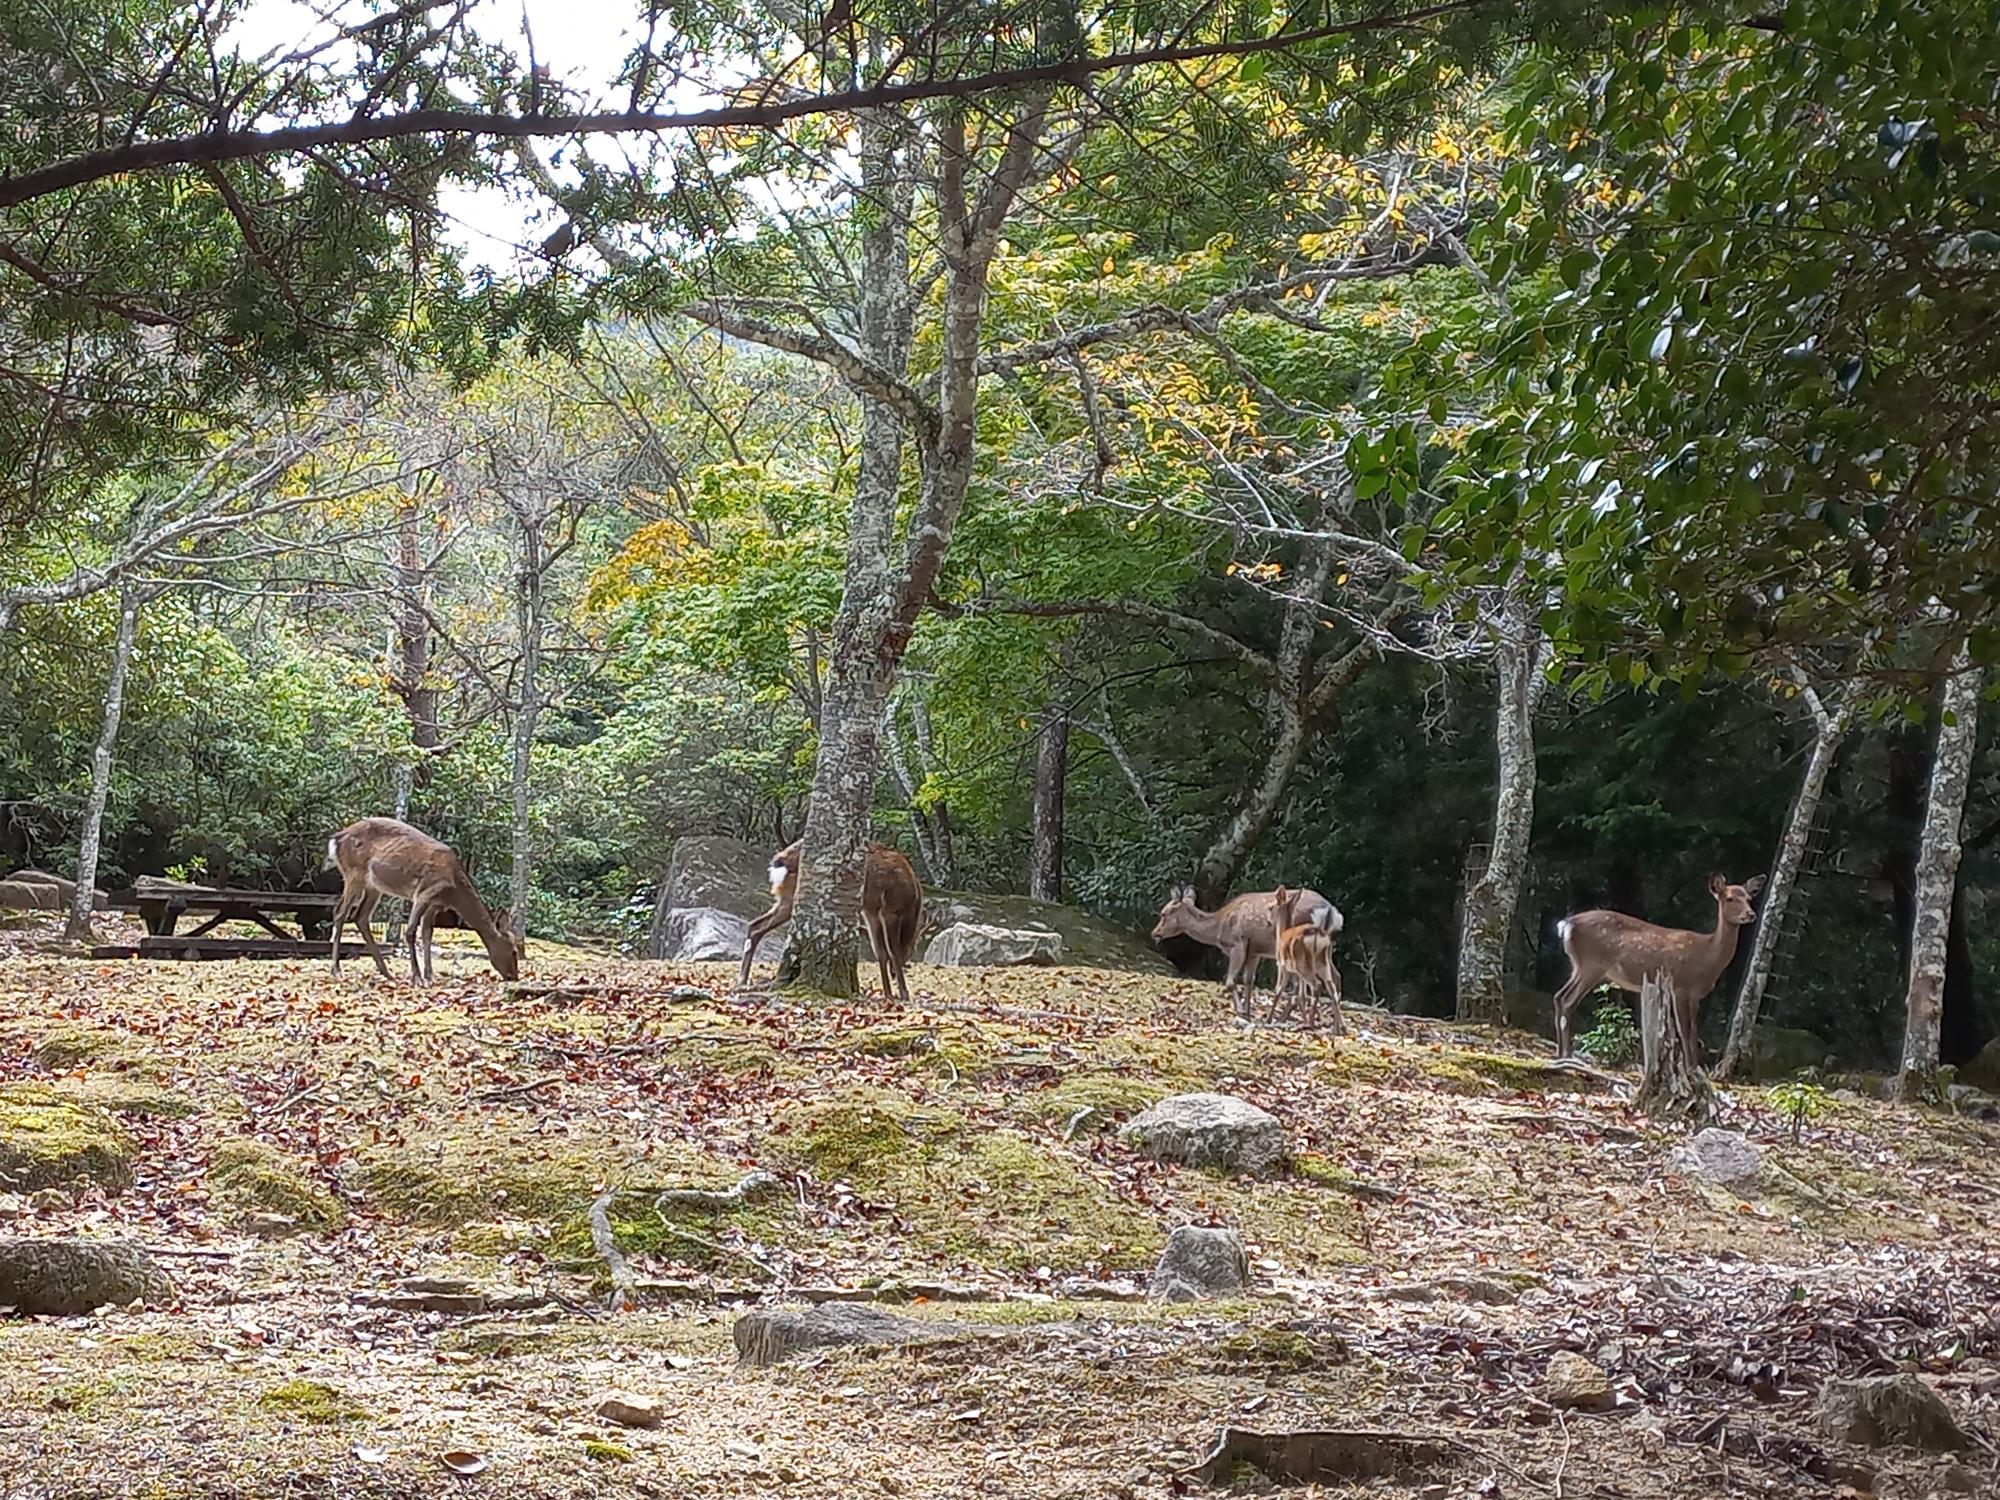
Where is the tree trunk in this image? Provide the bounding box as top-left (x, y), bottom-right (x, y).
top-left (509, 509), bottom-right (543, 938)
top-left (1717, 700), bottom-right (1850, 1079)
top-left (1898, 653), bottom-right (1981, 1101)
top-left (1194, 694), bottom-right (1306, 903)
top-left (1455, 592), bottom-right (1551, 1023)
top-left (396, 496), bottom-right (438, 795)
top-left (1029, 693), bottom-right (1069, 903)
top-left (777, 113), bottom-right (911, 999)
top-left (1638, 972), bottom-right (1713, 1123)
top-left (66, 588), bottom-right (142, 943)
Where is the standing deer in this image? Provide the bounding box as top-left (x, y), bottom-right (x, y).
top-left (737, 840), bottom-right (924, 1004)
top-left (1552, 873), bottom-right (1765, 1061)
top-left (1151, 883), bottom-right (1340, 1019)
top-left (1272, 886), bottom-right (1344, 1033)
top-left (325, 817), bottom-right (520, 983)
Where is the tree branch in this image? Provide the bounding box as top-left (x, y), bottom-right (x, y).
top-left (0, 1), bottom-right (1493, 210)
top-left (682, 300), bottom-right (940, 442)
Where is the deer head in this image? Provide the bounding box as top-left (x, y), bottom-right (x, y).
top-left (489, 910), bottom-right (523, 979)
top-left (1151, 883), bottom-right (1198, 941)
top-left (1707, 873), bottom-right (1766, 927)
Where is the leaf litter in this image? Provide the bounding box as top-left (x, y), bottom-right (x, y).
top-left (0, 938), bottom-right (1994, 1497)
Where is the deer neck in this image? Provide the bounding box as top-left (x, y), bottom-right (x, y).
top-left (1178, 904), bottom-right (1232, 948)
top-left (1698, 902), bottom-right (1743, 986)
top-left (452, 882), bottom-right (512, 963)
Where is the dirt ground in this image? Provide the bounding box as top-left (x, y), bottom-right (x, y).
top-left (0, 933), bottom-right (1996, 1499)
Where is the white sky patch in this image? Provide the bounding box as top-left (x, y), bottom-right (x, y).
top-left (231, 0), bottom-right (655, 269)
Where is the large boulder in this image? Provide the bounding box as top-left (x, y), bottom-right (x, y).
top-left (643, 835), bottom-right (1174, 973)
top-left (0, 1238), bottom-right (175, 1315)
top-left (1123, 1093), bottom-right (1290, 1176)
top-left (1817, 1375), bottom-right (1969, 1452)
top-left (1147, 1225), bottom-right (1248, 1302)
top-left (1670, 1128), bottom-right (1764, 1189)
top-left (1960, 1038), bottom-right (2000, 1094)
top-left (1747, 1025), bottom-right (1832, 1080)
top-left (653, 906), bottom-right (782, 965)
top-left (923, 923), bottom-right (1062, 967)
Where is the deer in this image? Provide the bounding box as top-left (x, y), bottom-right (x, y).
top-left (325, 817), bottom-right (520, 984)
top-left (737, 839), bottom-right (924, 1005)
top-left (1272, 886), bottom-right (1344, 1033)
top-left (1151, 883), bottom-right (1341, 1020)
top-left (1552, 872), bottom-right (1766, 1063)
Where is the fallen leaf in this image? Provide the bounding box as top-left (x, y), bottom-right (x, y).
top-left (440, 1451), bottom-right (488, 1476)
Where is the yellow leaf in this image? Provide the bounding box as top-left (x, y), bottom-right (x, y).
top-left (1100, 256), bottom-right (1115, 274)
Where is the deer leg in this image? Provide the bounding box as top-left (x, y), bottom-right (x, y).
top-left (1551, 967), bottom-right (1598, 1058)
top-left (352, 891), bottom-right (393, 978)
top-left (862, 909), bottom-right (893, 1002)
top-left (330, 877), bottom-right (367, 976)
top-left (1323, 958), bottom-right (1346, 1036)
top-left (738, 902), bottom-right (789, 991)
top-left (420, 906), bottom-right (442, 985)
top-left (406, 895), bottom-right (434, 984)
top-left (1224, 944), bottom-right (1252, 1021)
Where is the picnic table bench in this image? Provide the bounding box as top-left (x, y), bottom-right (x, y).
top-left (93, 879), bottom-right (342, 961)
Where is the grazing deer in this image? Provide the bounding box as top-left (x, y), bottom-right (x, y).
top-left (1553, 873), bottom-right (1765, 1062)
top-left (1151, 883), bottom-right (1340, 1019)
top-left (1272, 886), bottom-right (1344, 1033)
top-left (737, 840), bottom-right (924, 1004)
top-left (325, 817), bottom-right (520, 983)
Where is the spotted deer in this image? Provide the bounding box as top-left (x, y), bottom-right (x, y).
top-left (1553, 873), bottom-right (1765, 1062)
top-left (737, 840), bottom-right (924, 1004)
top-left (1151, 883), bottom-right (1340, 1020)
top-left (1272, 885), bottom-right (1344, 1033)
top-left (325, 817), bottom-right (520, 983)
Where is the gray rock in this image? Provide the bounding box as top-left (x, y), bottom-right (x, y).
top-left (732, 1302), bottom-right (962, 1368)
top-left (1147, 1225), bottom-right (1248, 1302)
top-left (654, 906), bottom-right (782, 965)
top-left (0, 1238), bottom-right (176, 1316)
top-left (1961, 1038), bottom-right (2000, 1094)
top-left (1817, 1374), bottom-right (1969, 1452)
top-left (1671, 1127), bottom-right (1764, 1188)
top-left (1123, 1093), bottom-right (1290, 1176)
top-left (1817, 1374), bottom-right (1970, 1452)
top-left (922, 922), bottom-right (1063, 967)
top-left (1543, 1350), bottom-right (1613, 1410)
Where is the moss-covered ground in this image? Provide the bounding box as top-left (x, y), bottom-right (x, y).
top-left (0, 937), bottom-right (1994, 1498)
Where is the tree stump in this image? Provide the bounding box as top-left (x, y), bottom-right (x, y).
top-left (1637, 973), bottom-right (1712, 1123)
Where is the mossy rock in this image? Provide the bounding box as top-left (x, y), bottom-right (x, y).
top-left (208, 1140), bottom-right (344, 1230)
top-left (768, 1091), bottom-right (964, 1181)
top-left (24, 1022), bottom-right (148, 1071)
top-left (582, 1439), bottom-right (634, 1463)
top-left (0, 1086), bottom-right (135, 1191)
top-left (770, 1088), bottom-right (1160, 1272)
top-left (258, 1379), bottom-right (367, 1424)
top-left (1747, 1025), bottom-right (1832, 1081)
top-left (1013, 1072), bottom-right (1170, 1134)
top-left (1210, 1325), bottom-right (1349, 1371)
top-left (923, 891), bottom-right (1175, 974)
top-left (45, 1076), bottom-right (194, 1119)
top-left (1413, 1046), bottom-right (1603, 1096)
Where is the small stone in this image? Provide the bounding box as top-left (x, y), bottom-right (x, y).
top-left (1671, 1128), bottom-right (1764, 1188)
top-left (1816, 1374), bottom-right (1969, 1452)
top-left (1147, 1225), bottom-right (1248, 1302)
top-left (29, 1188), bottom-right (69, 1213)
top-left (1543, 1350), bottom-right (1614, 1411)
top-left (595, 1391), bottom-right (663, 1430)
top-left (0, 1194), bottom-right (24, 1221)
top-left (1420, 1487), bottom-right (1451, 1500)
top-left (1123, 1093), bottom-right (1291, 1176)
top-left (245, 1212), bottom-right (298, 1238)
top-left (1939, 1464), bottom-right (1981, 1494)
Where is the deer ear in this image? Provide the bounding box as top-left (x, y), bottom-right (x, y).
top-left (1744, 875), bottom-right (1767, 898)
top-left (1707, 873), bottom-right (1726, 896)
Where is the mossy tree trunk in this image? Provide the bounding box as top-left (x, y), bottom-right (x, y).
top-left (1899, 652), bottom-right (1981, 1102)
top-left (1456, 586), bottom-right (1550, 1024)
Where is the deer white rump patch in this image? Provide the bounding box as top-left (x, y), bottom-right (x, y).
top-left (1557, 917), bottom-right (1573, 945)
top-left (325, 837), bottom-right (340, 869)
top-left (768, 862), bottom-right (789, 893)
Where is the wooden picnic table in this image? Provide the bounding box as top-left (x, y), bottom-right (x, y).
top-left (95, 879), bottom-right (342, 961)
